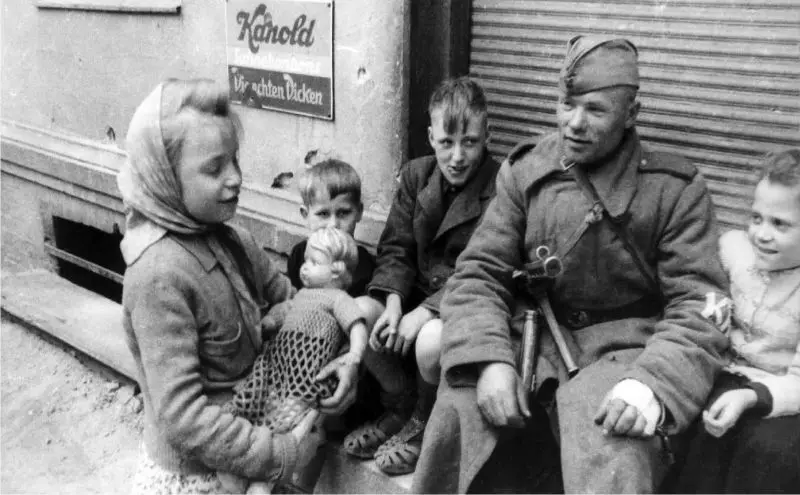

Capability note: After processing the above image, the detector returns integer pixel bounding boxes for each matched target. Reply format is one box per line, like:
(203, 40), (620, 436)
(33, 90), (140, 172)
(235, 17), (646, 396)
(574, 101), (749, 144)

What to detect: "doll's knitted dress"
(225, 288), (364, 433)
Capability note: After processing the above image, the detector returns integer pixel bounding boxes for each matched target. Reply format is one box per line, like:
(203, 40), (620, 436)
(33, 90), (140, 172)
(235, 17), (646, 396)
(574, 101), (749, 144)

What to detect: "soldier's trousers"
(557, 349), (676, 494)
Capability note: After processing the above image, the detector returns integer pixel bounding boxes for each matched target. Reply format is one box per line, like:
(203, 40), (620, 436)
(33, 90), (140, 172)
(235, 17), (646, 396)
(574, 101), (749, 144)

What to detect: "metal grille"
(469, 0), (800, 229)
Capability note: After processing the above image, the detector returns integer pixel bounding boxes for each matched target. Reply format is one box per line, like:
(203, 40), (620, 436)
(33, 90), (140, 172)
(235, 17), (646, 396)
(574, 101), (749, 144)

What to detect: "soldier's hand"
(595, 379), (662, 437)
(476, 362), (531, 428)
(594, 397), (649, 437)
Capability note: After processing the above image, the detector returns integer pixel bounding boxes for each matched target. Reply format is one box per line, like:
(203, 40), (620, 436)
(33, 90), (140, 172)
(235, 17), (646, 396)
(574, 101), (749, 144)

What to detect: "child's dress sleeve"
(126, 266), (298, 482)
(753, 342), (800, 417)
(720, 229), (800, 417)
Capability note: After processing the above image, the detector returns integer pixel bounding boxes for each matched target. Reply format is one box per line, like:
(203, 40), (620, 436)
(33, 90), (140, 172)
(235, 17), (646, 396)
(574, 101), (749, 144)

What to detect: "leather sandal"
(374, 413), (427, 475)
(342, 409), (407, 459)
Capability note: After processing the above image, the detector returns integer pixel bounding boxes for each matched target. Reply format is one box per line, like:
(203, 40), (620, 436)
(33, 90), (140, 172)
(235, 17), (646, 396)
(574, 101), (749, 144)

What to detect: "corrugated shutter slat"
(470, 0), (800, 229)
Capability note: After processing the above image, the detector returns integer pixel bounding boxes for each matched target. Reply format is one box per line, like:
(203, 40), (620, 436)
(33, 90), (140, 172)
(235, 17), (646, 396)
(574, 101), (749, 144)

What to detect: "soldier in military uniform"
(411, 36), (731, 493)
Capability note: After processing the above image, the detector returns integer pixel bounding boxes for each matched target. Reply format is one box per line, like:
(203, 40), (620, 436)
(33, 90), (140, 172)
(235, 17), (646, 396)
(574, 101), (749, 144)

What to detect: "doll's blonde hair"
(306, 226), (359, 289)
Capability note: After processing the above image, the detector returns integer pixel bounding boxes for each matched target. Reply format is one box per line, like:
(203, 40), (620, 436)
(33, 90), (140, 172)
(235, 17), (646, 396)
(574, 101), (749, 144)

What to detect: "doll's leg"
(246, 480), (275, 494)
(217, 471), (251, 494)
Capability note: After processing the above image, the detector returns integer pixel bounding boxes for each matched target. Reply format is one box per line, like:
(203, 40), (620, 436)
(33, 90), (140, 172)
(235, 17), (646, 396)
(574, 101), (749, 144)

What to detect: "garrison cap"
(559, 35), (640, 96)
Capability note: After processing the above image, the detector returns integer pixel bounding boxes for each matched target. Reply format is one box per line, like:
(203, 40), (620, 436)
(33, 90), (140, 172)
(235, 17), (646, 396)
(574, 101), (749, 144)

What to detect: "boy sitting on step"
(345, 77), (502, 475)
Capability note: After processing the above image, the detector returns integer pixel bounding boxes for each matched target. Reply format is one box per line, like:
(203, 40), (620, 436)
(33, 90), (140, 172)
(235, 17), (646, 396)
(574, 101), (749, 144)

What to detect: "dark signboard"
(226, 0), (334, 120)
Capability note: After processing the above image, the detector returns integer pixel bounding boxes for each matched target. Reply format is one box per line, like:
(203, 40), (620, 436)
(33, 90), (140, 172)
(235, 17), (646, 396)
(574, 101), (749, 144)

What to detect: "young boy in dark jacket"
(344, 77), (502, 475)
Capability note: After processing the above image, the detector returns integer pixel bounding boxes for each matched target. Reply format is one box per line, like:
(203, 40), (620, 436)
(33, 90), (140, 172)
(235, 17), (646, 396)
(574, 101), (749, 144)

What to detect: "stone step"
(0, 269), (412, 494)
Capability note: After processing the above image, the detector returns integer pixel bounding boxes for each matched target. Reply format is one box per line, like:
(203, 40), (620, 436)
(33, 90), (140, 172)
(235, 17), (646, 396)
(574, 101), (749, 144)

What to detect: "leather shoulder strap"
(567, 163), (661, 297)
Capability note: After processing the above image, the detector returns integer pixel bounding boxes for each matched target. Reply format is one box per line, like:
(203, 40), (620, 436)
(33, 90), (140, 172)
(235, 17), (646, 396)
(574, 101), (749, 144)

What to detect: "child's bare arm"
(751, 342), (800, 417)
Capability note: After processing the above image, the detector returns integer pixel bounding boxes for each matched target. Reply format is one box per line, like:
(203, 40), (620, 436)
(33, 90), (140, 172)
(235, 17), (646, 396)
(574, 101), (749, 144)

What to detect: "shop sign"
(226, 0), (334, 120)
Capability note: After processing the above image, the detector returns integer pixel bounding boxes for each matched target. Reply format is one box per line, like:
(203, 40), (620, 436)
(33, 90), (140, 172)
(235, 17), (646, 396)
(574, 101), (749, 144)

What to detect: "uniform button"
(432, 276), (442, 286)
(641, 159), (648, 165)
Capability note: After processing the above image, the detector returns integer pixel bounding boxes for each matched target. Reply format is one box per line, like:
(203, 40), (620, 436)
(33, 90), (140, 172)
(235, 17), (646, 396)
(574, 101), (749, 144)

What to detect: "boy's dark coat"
(367, 152), (501, 312)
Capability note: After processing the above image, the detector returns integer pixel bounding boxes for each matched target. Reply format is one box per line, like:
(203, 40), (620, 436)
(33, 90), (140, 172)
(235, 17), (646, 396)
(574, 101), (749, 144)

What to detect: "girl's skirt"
(131, 446), (226, 495)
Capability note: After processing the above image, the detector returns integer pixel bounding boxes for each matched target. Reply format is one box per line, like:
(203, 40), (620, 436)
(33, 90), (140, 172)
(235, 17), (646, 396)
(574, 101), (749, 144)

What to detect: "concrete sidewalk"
(1, 316), (142, 493)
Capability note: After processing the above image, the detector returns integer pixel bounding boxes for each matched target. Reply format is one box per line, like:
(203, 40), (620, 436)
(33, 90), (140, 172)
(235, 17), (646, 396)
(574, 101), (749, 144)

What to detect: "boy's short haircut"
(306, 226), (359, 289)
(759, 148), (800, 190)
(428, 76), (488, 135)
(299, 159), (362, 207)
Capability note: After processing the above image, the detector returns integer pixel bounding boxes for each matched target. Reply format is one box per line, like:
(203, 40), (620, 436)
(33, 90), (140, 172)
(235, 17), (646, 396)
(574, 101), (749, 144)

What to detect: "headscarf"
(118, 81), (264, 348)
(117, 83), (210, 265)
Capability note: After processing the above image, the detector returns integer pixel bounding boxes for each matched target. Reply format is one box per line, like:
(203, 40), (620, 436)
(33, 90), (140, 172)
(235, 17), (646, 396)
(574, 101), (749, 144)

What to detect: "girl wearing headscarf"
(119, 79), (354, 494)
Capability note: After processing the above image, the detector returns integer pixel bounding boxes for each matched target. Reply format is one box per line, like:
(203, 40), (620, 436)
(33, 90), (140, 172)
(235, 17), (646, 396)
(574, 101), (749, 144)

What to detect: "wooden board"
(1, 270), (136, 381)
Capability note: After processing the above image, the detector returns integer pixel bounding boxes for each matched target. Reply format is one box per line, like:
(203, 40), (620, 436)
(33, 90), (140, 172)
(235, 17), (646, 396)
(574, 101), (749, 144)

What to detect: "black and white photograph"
(1, 1), (798, 493)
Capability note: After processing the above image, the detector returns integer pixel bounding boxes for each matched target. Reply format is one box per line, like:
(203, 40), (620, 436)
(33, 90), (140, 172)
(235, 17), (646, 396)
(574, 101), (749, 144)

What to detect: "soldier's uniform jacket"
(367, 152), (501, 312)
(413, 129), (730, 493)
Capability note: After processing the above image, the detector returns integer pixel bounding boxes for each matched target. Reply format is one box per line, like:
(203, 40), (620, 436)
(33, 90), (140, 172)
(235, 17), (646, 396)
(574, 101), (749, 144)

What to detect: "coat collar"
(416, 151), (500, 245)
(416, 157), (446, 221)
(519, 130), (642, 220)
(171, 232), (219, 272)
(585, 129), (641, 220)
(435, 152), (500, 241)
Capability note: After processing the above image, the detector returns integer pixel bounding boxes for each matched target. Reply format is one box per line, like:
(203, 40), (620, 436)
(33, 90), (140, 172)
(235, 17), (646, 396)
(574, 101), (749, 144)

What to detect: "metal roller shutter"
(469, 0), (800, 229)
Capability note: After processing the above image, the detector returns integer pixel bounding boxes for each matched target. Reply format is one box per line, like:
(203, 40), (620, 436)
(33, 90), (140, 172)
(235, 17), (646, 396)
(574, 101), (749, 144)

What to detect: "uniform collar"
(581, 129), (641, 220)
(519, 130), (642, 219)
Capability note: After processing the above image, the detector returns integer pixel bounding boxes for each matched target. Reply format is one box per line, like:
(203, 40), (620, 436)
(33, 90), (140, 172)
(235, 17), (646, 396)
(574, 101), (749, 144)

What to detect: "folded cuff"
(744, 381), (774, 417)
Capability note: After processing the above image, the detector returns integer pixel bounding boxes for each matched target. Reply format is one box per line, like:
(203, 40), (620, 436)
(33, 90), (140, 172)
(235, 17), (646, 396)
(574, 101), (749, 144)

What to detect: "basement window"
(46, 217), (125, 303)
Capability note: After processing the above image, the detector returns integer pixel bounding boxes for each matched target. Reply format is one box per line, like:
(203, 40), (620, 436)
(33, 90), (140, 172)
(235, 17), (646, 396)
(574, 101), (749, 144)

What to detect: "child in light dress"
(673, 148), (800, 493)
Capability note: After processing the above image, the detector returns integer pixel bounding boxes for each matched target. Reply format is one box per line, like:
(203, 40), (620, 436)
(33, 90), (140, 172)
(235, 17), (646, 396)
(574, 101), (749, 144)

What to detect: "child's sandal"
(343, 410), (407, 459)
(373, 414), (427, 475)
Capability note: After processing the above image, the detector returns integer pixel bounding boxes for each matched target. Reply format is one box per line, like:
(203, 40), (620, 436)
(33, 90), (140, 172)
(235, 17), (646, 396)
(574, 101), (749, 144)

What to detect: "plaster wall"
(2, 0), (409, 215)
(1, 175), (53, 274)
